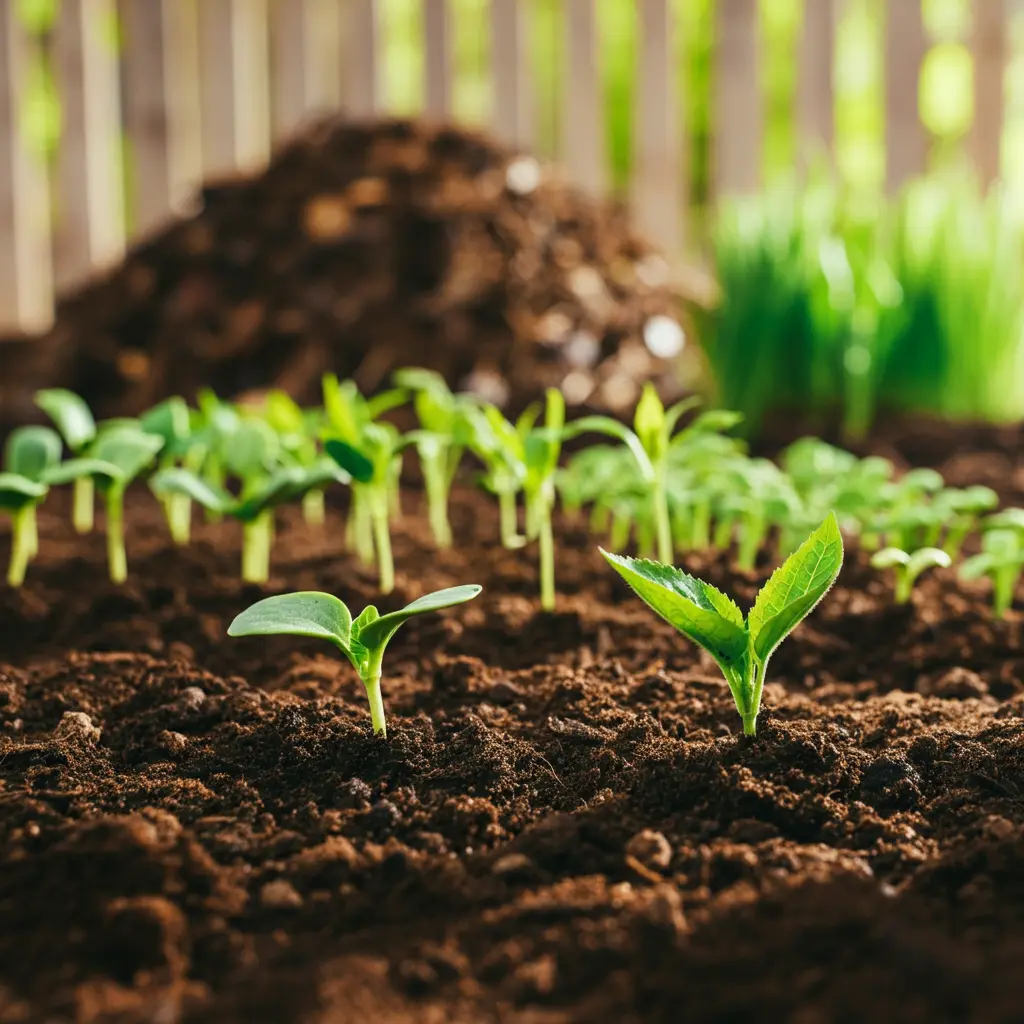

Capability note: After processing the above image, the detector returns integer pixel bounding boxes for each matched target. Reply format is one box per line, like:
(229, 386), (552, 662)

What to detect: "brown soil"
(3, 437), (1024, 1022)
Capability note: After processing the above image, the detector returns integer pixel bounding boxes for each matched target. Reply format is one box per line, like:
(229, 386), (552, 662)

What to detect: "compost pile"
(0, 117), (693, 425)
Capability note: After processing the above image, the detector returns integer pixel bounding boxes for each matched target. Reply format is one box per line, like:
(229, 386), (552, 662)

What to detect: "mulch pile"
(0, 117), (703, 429)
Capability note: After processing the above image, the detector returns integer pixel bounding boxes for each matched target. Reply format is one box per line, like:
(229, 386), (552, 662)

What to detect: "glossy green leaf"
(4, 425), (62, 481)
(227, 591), (353, 651)
(600, 549), (748, 667)
(748, 512), (844, 662)
(355, 584), (483, 650)
(35, 388), (96, 451)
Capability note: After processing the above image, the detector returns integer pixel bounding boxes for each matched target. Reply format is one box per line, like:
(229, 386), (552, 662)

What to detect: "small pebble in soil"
(338, 778), (373, 808)
(54, 711), (101, 745)
(861, 756), (921, 792)
(177, 686), (207, 711)
(259, 880), (304, 910)
(625, 829), (673, 871)
(155, 730), (189, 757)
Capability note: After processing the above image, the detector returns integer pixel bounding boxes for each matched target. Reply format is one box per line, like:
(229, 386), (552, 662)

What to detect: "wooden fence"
(0, 0), (1015, 334)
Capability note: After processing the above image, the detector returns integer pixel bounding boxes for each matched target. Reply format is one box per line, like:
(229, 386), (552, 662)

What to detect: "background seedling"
(261, 389), (328, 526)
(960, 528), (1024, 618)
(870, 546), (952, 604)
(228, 584), (482, 735)
(34, 388), (97, 533)
(602, 512), (843, 736)
(141, 396), (196, 545)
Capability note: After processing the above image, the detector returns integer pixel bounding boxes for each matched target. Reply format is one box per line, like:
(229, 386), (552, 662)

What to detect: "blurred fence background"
(0, 0), (1021, 336)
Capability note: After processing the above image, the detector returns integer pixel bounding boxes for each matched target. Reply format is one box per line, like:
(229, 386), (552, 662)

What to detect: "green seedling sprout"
(0, 426), (62, 585)
(47, 426), (163, 582)
(960, 528), (1024, 617)
(34, 388), (97, 533)
(228, 584), (482, 736)
(261, 390), (328, 526)
(602, 512), (843, 736)
(982, 507), (1024, 538)
(931, 486), (998, 558)
(393, 368), (473, 549)
(322, 374), (412, 594)
(870, 546), (951, 604)
(558, 443), (636, 523)
(141, 397), (197, 545)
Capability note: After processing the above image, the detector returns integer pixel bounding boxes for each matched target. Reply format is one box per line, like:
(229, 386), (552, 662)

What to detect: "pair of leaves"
(603, 512), (843, 675)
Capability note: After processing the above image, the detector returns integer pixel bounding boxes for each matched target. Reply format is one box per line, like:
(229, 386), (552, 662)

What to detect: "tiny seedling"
(602, 512), (843, 736)
(932, 486), (998, 558)
(0, 426), (62, 585)
(960, 528), (1024, 618)
(870, 546), (952, 604)
(34, 388), (97, 533)
(227, 584), (482, 735)
(262, 389), (327, 526)
(141, 396), (196, 545)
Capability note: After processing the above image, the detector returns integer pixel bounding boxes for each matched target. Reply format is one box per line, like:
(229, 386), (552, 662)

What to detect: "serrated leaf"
(355, 585), (483, 651)
(600, 549), (748, 667)
(228, 592), (353, 652)
(4, 425), (62, 481)
(748, 512), (843, 662)
(35, 388), (96, 451)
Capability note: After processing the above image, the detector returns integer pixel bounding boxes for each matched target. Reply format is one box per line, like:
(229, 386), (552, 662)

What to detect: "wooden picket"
(0, 0), (1017, 334)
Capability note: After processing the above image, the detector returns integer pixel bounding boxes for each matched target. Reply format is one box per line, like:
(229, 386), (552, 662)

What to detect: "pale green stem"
(360, 648), (387, 736)
(609, 511), (631, 552)
(895, 570), (912, 605)
(24, 504), (38, 559)
(737, 514), (766, 572)
(499, 488), (519, 549)
(72, 476), (94, 534)
(590, 503), (611, 535)
(994, 565), (1017, 618)
(7, 505), (34, 587)
(539, 508), (555, 611)
(424, 461), (452, 548)
(371, 489), (395, 594)
(653, 477), (672, 565)
(241, 511), (272, 583)
(166, 493), (192, 545)
(302, 488), (326, 526)
(691, 498), (711, 551)
(106, 489), (128, 584)
(351, 488), (375, 566)
(741, 659), (770, 737)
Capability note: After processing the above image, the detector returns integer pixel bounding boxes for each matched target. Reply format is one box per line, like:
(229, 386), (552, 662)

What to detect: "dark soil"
(3, 435), (1024, 1022)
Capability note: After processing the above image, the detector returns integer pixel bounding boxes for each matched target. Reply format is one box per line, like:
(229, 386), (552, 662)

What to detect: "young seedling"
(47, 426), (163, 582)
(141, 396), (197, 545)
(262, 390), (328, 526)
(393, 368), (474, 549)
(227, 584), (482, 736)
(870, 546), (952, 604)
(602, 512), (843, 736)
(960, 528), (1024, 618)
(932, 486), (998, 558)
(0, 426), (62, 585)
(34, 388), (97, 533)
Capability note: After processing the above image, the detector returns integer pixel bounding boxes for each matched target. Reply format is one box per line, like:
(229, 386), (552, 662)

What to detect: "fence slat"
(0, 0), (52, 331)
(490, 0), (530, 146)
(970, 0), (1007, 187)
(562, 0), (604, 194)
(713, 0), (761, 196)
(424, 0), (450, 117)
(884, 0), (927, 193)
(633, 0), (681, 253)
(797, 0), (834, 167)
(344, 0), (379, 116)
(199, 0), (271, 177)
(53, 0), (124, 289)
(121, 0), (202, 235)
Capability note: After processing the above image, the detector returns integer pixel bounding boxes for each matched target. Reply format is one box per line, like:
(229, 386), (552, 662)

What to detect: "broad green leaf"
(393, 367), (450, 396)
(224, 419), (279, 480)
(906, 547), (951, 578)
(227, 592), (353, 651)
(0, 472), (47, 510)
(42, 457), (122, 486)
(35, 389), (95, 451)
(600, 549), (748, 666)
(325, 438), (375, 484)
(748, 511), (844, 662)
(140, 397), (190, 447)
(4, 425), (62, 481)
(91, 429), (163, 483)
(150, 468), (230, 513)
(356, 584), (483, 650)
(322, 374), (362, 443)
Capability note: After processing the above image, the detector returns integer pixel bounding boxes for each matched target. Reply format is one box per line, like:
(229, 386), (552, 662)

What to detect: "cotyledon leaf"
(355, 585), (483, 651)
(227, 592), (353, 652)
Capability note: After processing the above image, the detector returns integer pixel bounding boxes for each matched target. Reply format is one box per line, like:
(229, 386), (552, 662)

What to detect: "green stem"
(24, 503), (38, 560)
(302, 488), (326, 526)
(499, 488), (520, 549)
(737, 514), (765, 572)
(106, 489), (127, 584)
(539, 508), (555, 611)
(361, 662), (387, 736)
(371, 489), (395, 594)
(7, 505), (34, 587)
(424, 463), (452, 548)
(72, 475), (94, 534)
(609, 510), (631, 552)
(741, 659), (769, 737)
(590, 503), (611, 535)
(653, 478), (672, 565)
(691, 498), (711, 551)
(166, 493), (192, 545)
(895, 571), (912, 605)
(352, 487), (375, 566)
(241, 511), (272, 583)
(994, 565), (1016, 618)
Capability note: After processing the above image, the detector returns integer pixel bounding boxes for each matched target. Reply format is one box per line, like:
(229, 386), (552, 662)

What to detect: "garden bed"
(2, 426), (1024, 1022)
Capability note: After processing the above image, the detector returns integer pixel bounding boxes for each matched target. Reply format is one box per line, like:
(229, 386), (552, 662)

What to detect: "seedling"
(602, 512), (843, 736)
(983, 508), (1024, 538)
(960, 528), (1024, 618)
(870, 546), (951, 604)
(932, 486), (998, 558)
(47, 426), (163, 582)
(262, 389), (327, 526)
(34, 388), (97, 533)
(141, 396), (196, 545)
(227, 584), (482, 735)
(0, 426), (61, 585)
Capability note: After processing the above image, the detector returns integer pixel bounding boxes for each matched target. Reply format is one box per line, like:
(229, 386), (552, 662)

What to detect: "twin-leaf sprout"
(602, 512), (843, 736)
(870, 546), (952, 604)
(228, 584), (482, 735)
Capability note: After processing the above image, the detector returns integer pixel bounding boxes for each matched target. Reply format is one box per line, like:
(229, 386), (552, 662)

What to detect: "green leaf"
(3, 425), (63, 481)
(263, 390), (307, 436)
(870, 547), (910, 570)
(0, 472), (47, 510)
(34, 388), (96, 452)
(322, 374), (361, 443)
(906, 547), (952, 579)
(355, 584), (483, 651)
(325, 438), (375, 484)
(393, 367), (450, 396)
(748, 511), (844, 663)
(561, 416), (655, 482)
(227, 592), (353, 652)
(151, 468), (230, 513)
(673, 408), (742, 443)
(600, 549), (748, 667)
(140, 397), (191, 447)
(366, 387), (409, 421)
(91, 429), (163, 483)
(634, 383), (666, 460)
(224, 419), (279, 480)
(41, 457), (122, 486)
(544, 387), (565, 434)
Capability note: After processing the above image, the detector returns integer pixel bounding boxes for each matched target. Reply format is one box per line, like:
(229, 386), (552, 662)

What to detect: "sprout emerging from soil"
(261, 390), (328, 526)
(141, 397), (196, 545)
(959, 528), (1024, 618)
(870, 546), (952, 604)
(0, 426), (63, 585)
(34, 388), (97, 533)
(227, 584), (483, 735)
(602, 512), (844, 736)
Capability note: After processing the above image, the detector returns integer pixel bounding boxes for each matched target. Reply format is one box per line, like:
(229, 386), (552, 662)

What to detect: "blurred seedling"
(870, 546), (952, 604)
